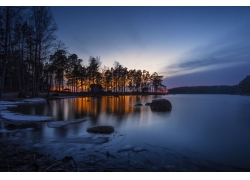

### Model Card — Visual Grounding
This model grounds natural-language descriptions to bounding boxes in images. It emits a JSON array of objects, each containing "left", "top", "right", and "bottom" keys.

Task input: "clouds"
[
  {"left": 162, "top": 23, "right": 250, "bottom": 82},
  {"left": 163, "top": 61, "right": 250, "bottom": 88}
]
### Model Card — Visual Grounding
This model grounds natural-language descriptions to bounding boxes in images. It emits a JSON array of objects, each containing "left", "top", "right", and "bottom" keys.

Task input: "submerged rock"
[
  {"left": 133, "top": 147, "right": 148, "bottom": 153},
  {"left": 145, "top": 102, "right": 151, "bottom": 106},
  {"left": 5, "top": 123, "right": 19, "bottom": 130},
  {"left": 134, "top": 103, "right": 143, "bottom": 106},
  {"left": 47, "top": 119, "right": 87, "bottom": 128},
  {"left": 0, "top": 111, "right": 52, "bottom": 121},
  {"left": 117, "top": 145, "right": 148, "bottom": 153},
  {"left": 87, "top": 126, "right": 114, "bottom": 134},
  {"left": 117, "top": 145, "right": 135, "bottom": 153},
  {"left": 5, "top": 122, "right": 42, "bottom": 130},
  {"left": 19, "top": 122, "right": 42, "bottom": 130},
  {"left": 150, "top": 99, "right": 172, "bottom": 112},
  {"left": 57, "top": 137, "right": 110, "bottom": 144}
]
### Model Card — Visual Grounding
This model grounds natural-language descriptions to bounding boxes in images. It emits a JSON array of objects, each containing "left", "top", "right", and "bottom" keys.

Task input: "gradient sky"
[{"left": 49, "top": 6, "right": 250, "bottom": 88}]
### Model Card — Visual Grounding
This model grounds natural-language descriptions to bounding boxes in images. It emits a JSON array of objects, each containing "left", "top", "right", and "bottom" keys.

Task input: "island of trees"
[{"left": 0, "top": 7, "right": 166, "bottom": 99}]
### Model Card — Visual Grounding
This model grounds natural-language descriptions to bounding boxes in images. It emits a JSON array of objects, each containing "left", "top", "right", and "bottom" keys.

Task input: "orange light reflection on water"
[
  {"left": 74, "top": 96, "right": 142, "bottom": 116},
  {"left": 47, "top": 95, "right": 154, "bottom": 124}
]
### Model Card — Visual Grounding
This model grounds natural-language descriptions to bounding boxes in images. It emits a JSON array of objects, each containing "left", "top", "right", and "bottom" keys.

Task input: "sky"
[
  {"left": 47, "top": 6, "right": 250, "bottom": 88},
  {"left": 6, "top": 1, "right": 249, "bottom": 89}
]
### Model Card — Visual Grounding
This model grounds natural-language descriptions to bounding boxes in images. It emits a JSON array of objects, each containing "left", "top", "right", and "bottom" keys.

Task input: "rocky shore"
[{"left": 0, "top": 142, "right": 77, "bottom": 172}]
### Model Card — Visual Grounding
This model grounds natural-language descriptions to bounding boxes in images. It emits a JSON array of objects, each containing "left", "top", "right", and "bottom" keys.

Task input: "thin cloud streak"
[{"left": 162, "top": 24, "right": 250, "bottom": 78}]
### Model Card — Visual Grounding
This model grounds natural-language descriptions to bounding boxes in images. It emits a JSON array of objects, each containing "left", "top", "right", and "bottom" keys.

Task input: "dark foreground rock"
[
  {"left": 87, "top": 126, "right": 114, "bottom": 134},
  {"left": 150, "top": 99, "right": 172, "bottom": 112},
  {"left": 145, "top": 102, "right": 151, "bottom": 106},
  {"left": 134, "top": 103, "right": 143, "bottom": 106}
]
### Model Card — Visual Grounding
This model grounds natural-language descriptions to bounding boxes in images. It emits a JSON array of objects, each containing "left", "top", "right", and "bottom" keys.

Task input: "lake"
[{"left": 1, "top": 94, "right": 250, "bottom": 171}]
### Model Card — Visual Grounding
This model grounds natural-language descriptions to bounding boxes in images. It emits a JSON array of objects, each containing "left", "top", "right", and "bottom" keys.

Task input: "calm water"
[{"left": 1, "top": 94, "right": 250, "bottom": 171}]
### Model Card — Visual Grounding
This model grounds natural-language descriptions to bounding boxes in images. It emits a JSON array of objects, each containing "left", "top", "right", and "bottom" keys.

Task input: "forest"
[{"left": 0, "top": 7, "right": 165, "bottom": 98}]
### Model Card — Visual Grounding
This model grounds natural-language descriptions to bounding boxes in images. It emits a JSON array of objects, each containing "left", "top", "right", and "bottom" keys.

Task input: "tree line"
[
  {"left": 0, "top": 6, "right": 165, "bottom": 98},
  {"left": 44, "top": 51, "right": 165, "bottom": 95},
  {"left": 168, "top": 85, "right": 238, "bottom": 94},
  {"left": 168, "top": 75, "right": 250, "bottom": 95}
]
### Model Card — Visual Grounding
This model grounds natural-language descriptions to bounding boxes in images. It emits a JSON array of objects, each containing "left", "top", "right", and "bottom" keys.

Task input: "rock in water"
[
  {"left": 150, "top": 99, "right": 172, "bottom": 112},
  {"left": 47, "top": 119, "right": 87, "bottom": 128},
  {"left": 87, "top": 126, "right": 114, "bottom": 134}
]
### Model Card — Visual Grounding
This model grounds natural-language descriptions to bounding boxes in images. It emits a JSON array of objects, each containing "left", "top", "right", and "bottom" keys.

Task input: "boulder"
[
  {"left": 150, "top": 99, "right": 172, "bottom": 112},
  {"left": 145, "top": 102, "right": 151, "bottom": 106},
  {"left": 87, "top": 126, "right": 114, "bottom": 134}
]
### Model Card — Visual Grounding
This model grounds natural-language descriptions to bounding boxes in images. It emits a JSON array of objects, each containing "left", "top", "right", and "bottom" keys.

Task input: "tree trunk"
[
  {"left": 32, "top": 42, "right": 38, "bottom": 97},
  {"left": 0, "top": 7, "right": 10, "bottom": 98},
  {"left": 47, "top": 74, "right": 52, "bottom": 97}
]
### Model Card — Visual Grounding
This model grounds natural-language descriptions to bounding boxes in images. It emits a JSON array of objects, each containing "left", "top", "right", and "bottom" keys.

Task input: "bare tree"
[
  {"left": 0, "top": 7, "right": 10, "bottom": 98},
  {"left": 30, "top": 6, "right": 57, "bottom": 97}
]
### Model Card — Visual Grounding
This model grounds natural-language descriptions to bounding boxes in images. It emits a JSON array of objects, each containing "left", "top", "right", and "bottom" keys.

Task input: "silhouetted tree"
[
  {"left": 0, "top": 7, "right": 10, "bottom": 97},
  {"left": 103, "top": 67, "right": 113, "bottom": 91},
  {"left": 239, "top": 75, "right": 250, "bottom": 94},
  {"left": 30, "top": 6, "right": 57, "bottom": 96},
  {"left": 151, "top": 72, "right": 163, "bottom": 91},
  {"left": 43, "top": 61, "right": 56, "bottom": 96},
  {"left": 50, "top": 49, "right": 68, "bottom": 91},
  {"left": 87, "top": 56, "right": 101, "bottom": 90}
]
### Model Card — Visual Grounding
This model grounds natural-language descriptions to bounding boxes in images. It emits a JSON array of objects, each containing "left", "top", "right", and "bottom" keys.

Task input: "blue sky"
[{"left": 47, "top": 6, "right": 250, "bottom": 88}]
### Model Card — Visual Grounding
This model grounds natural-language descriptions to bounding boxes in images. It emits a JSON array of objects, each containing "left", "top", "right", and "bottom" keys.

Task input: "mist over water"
[{"left": 1, "top": 95, "right": 250, "bottom": 171}]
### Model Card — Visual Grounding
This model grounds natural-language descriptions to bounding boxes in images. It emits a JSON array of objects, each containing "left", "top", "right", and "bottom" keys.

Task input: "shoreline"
[
  {"left": 0, "top": 91, "right": 167, "bottom": 102},
  {"left": 0, "top": 141, "right": 77, "bottom": 172}
]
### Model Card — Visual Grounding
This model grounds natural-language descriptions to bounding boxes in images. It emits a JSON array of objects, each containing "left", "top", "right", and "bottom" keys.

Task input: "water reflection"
[
  {"left": 9, "top": 95, "right": 153, "bottom": 124},
  {"left": 2, "top": 95, "right": 250, "bottom": 171}
]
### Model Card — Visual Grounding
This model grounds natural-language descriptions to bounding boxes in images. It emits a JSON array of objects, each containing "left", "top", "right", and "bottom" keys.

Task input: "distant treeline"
[
  {"left": 238, "top": 75, "right": 250, "bottom": 94},
  {"left": 168, "top": 85, "right": 238, "bottom": 94},
  {"left": 168, "top": 75, "right": 250, "bottom": 95}
]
